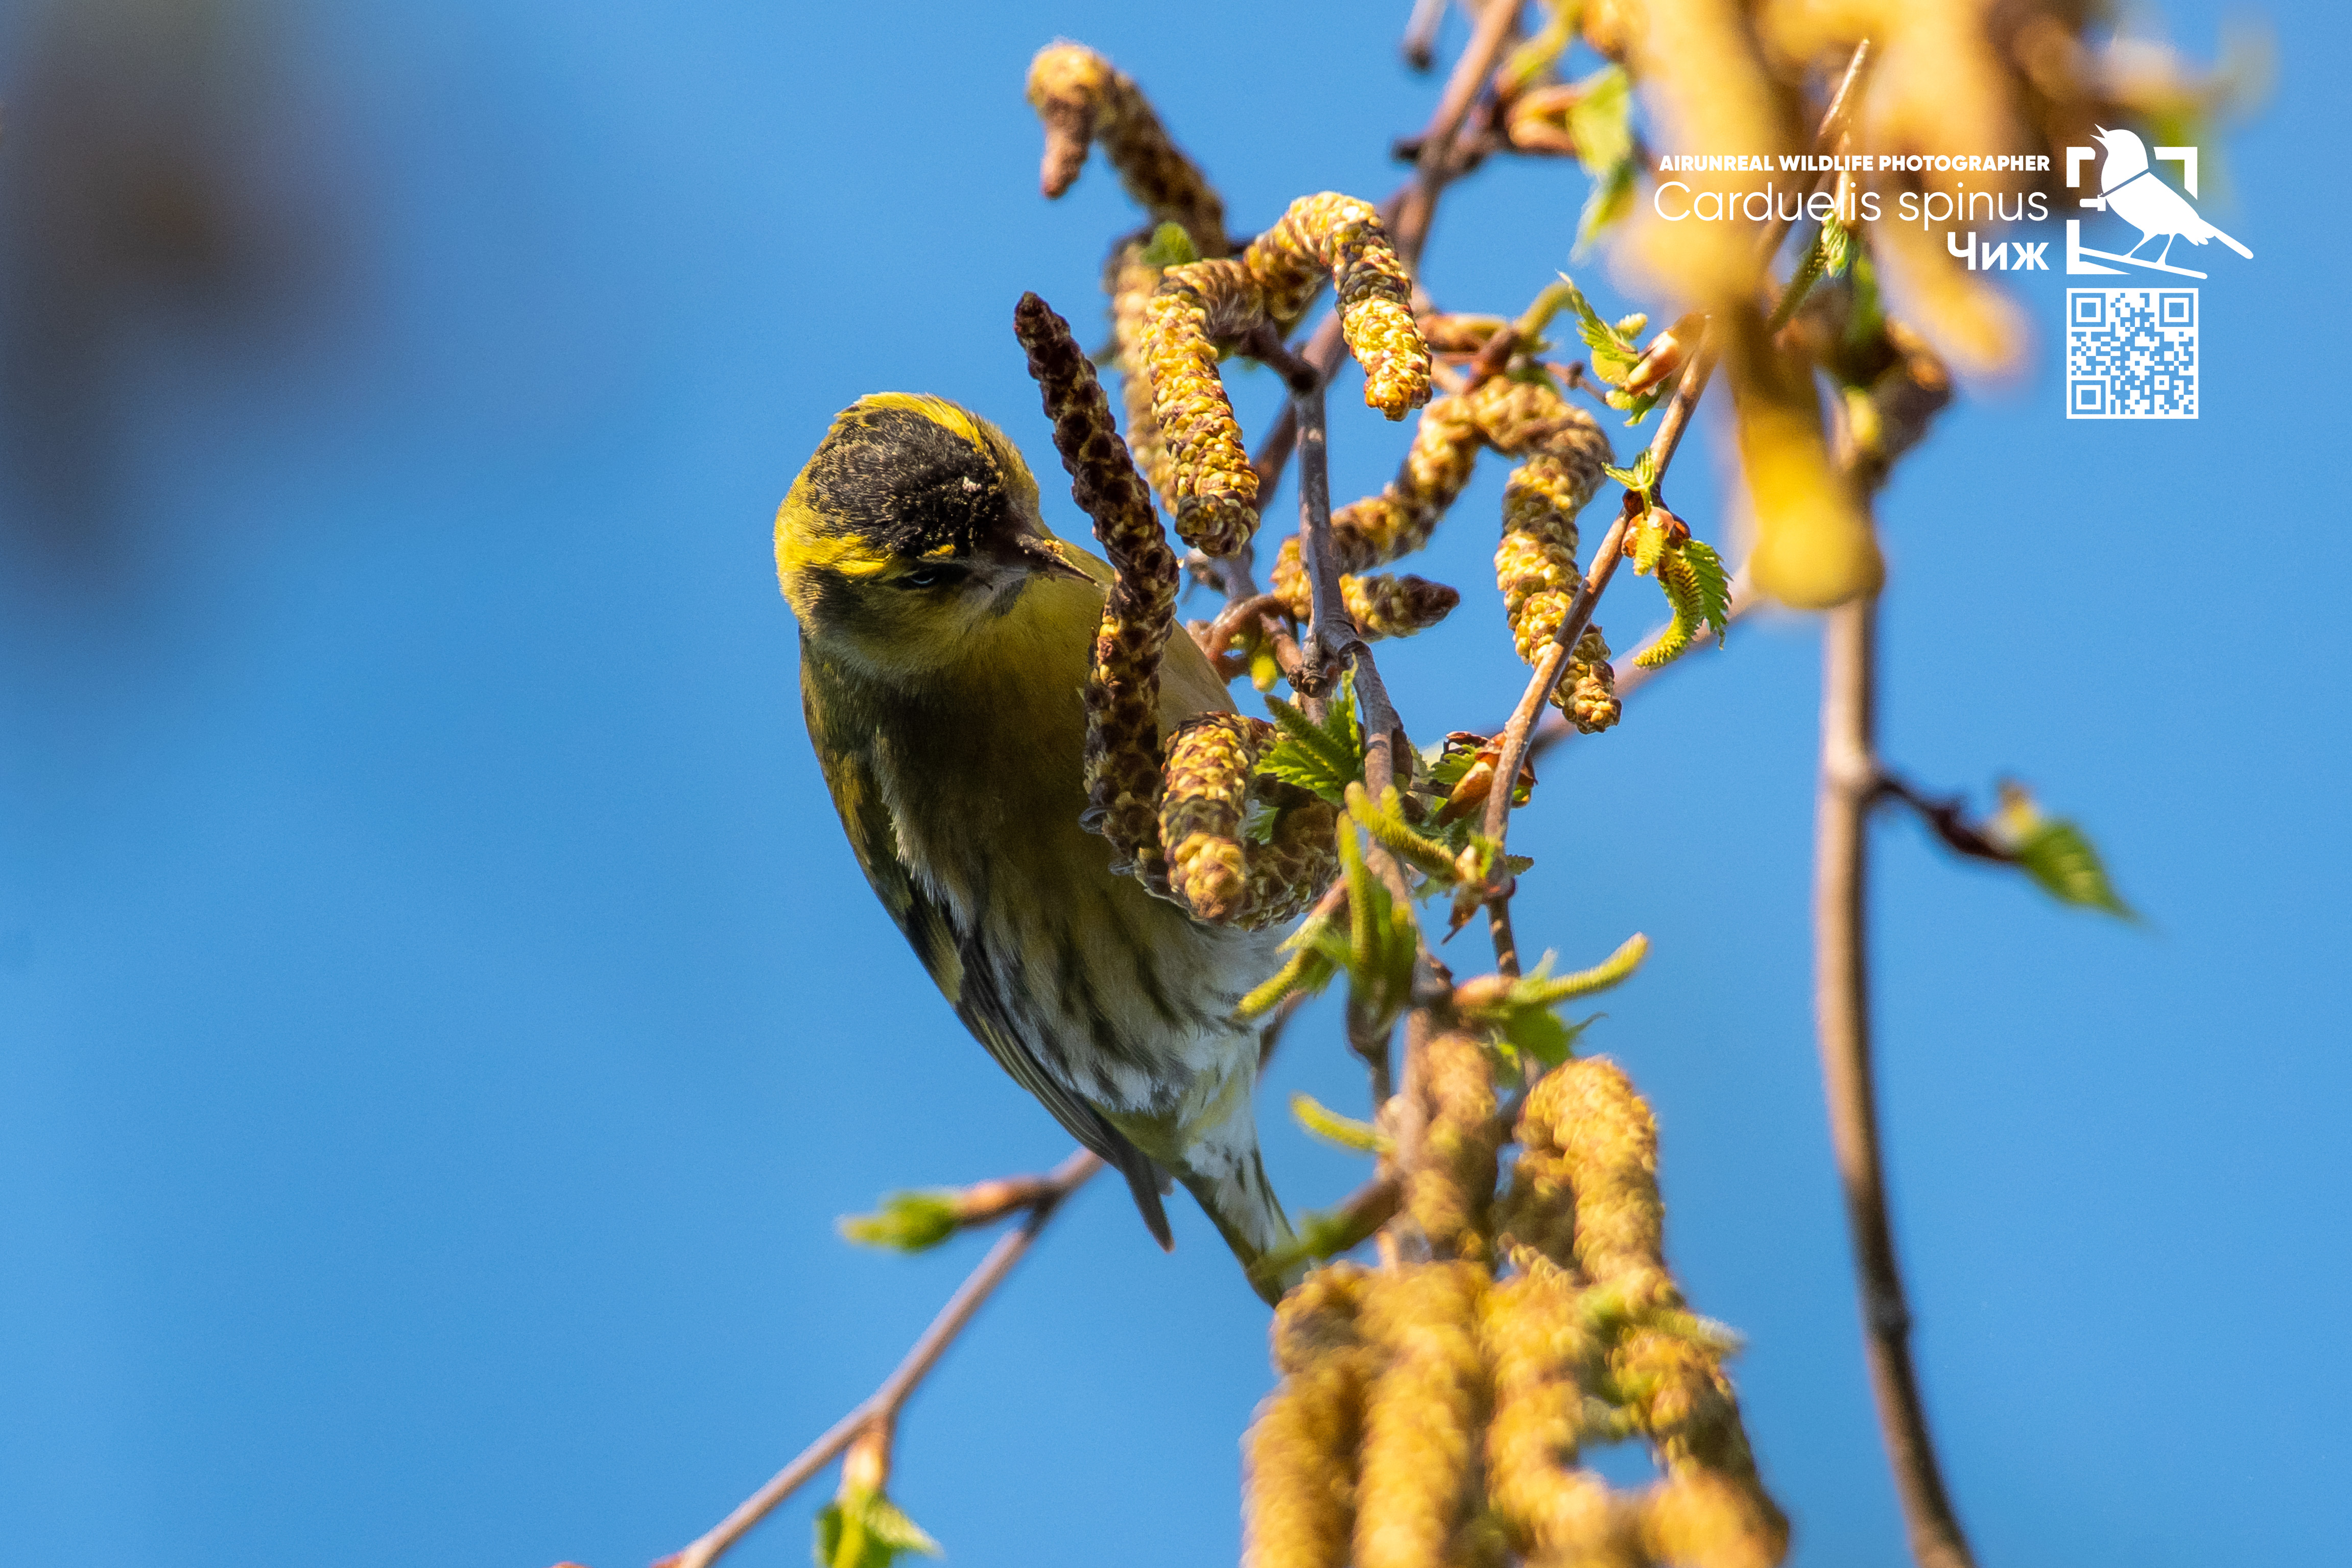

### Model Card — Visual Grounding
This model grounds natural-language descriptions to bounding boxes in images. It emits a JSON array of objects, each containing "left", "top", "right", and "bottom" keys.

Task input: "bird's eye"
[{"left": 896, "top": 563, "right": 967, "bottom": 590}]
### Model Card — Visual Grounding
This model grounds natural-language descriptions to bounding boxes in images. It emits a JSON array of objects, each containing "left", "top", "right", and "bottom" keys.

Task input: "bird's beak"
[{"left": 1008, "top": 526, "right": 1093, "bottom": 583}]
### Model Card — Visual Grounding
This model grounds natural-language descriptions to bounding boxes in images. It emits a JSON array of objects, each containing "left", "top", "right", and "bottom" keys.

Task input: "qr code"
[{"left": 2066, "top": 289, "right": 2196, "bottom": 419}]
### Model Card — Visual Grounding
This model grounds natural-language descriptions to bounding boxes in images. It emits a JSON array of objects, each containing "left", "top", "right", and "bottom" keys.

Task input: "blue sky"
[{"left": 2, "top": 2, "right": 2345, "bottom": 1565}]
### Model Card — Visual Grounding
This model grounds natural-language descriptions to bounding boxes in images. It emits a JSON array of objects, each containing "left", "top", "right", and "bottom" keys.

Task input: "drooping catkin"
[
  {"left": 1161, "top": 714, "right": 1267, "bottom": 924},
  {"left": 1142, "top": 195, "right": 1429, "bottom": 556},
  {"left": 1156, "top": 714, "right": 1339, "bottom": 930},
  {"left": 1143, "top": 257, "right": 1268, "bottom": 555},
  {"left": 1563, "top": 626, "right": 1622, "bottom": 734},
  {"left": 1249, "top": 1266, "right": 1375, "bottom": 1568},
  {"left": 1639, "top": 1468, "right": 1787, "bottom": 1568},
  {"left": 1244, "top": 193, "right": 1431, "bottom": 417},
  {"left": 1353, "top": 1263, "right": 1489, "bottom": 1568},
  {"left": 1407, "top": 1030, "right": 1502, "bottom": 1262},
  {"left": 1481, "top": 1265, "right": 1650, "bottom": 1564},
  {"left": 1025, "top": 43, "right": 1229, "bottom": 259},
  {"left": 1541, "top": 1055, "right": 1676, "bottom": 1315},
  {"left": 1244, "top": 793, "right": 1342, "bottom": 930},
  {"left": 1014, "top": 292, "right": 1174, "bottom": 894},
  {"left": 1107, "top": 237, "right": 1177, "bottom": 511},
  {"left": 1539, "top": 1057, "right": 1788, "bottom": 1566},
  {"left": 1342, "top": 573, "right": 1462, "bottom": 642}
]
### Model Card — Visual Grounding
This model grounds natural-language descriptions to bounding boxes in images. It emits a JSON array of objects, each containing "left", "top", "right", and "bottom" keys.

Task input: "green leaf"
[
  {"left": 1574, "top": 157, "right": 1637, "bottom": 257},
  {"left": 1565, "top": 67, "right": 1634, "bottom": 174},
  {"left": 2012, "top": 820, "right": 2134, "bottom": 918},
  {"left": 1137, "top": 221, "right": 1199, "bottom": 270},
  {"left": 1603, "top": 384, "right": 1664, "bottom": 425},
  {"left": 1632, "top": 518, "right": 1670, "bottom": 576},
  {"left": 1328, "top": 822, "right": 1417, "bottom": 1024},
  {"left": 1681, "top": 538, "right": 1732, "bottom": 645},
  {"left": 1455, "top": 935, "right": 1648, "bottom": 1067},
  {"left": 1995, "top": 782, "right": 2135, "bottom": 919},
  {"left": 817, "top": 1489, "right": 942, "bottom": 1568},
  {"left": 838, "top": 1191, "right": 961, "bottom": 1253},
  {"left": 1503, "top": 1007, "right": 1597, "bottom": 1073},
  {"left": 1560, "top": 276, "right": 1635, "bottom": 360},
  {"left": 1290, "top": 1091, "right": 1390, "bottom": 1155},
  {"left": 1820, "top": 217, "right": 1854, "bottom": 279},
  {"left": 1258, "top": 671, "right": 1364, "bottom": 806},
  {"left": 1423, "top": 736, "right": 1481, "bottom": 798},
  {"left": 1235, "top": 916, "right": 1342, "bottom": 1020}
]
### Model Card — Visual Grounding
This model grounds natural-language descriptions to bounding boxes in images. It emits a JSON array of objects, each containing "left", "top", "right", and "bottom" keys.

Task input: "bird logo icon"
[{"left": 2068, "top": 128, "right": 2251, "bottom": 278}]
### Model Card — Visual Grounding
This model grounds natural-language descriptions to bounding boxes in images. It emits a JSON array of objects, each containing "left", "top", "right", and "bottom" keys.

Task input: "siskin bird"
[{"left": 776, "top": 393, "right": 1298, "bottom": 1300}]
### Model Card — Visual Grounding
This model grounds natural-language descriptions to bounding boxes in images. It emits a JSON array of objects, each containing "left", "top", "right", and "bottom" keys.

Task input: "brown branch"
[
  {"left": 1194, "top": 591, "right": 1290, "bottom": 664},
  {"left": 1876, "top": 773, "right": 2015, "bottom": 865},
  {"left": 654, "top": 1151, "right": 1102, "bottom": 1568},
  {"left": 1816, "top": 599, "right": 1977, "bottom": 1568},
  {"left": 1399, "top": 0, "right": 1448, "bottom": 71}
]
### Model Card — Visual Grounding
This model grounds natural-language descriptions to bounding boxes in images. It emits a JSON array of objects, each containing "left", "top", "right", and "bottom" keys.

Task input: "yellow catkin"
[
  {"left": 1534, "top": 1057, "right": 1790, "bottom": 1567},
  {"left": 1542, "top": 1056, "right": 1675, "bottom": 1313},
  {"left": 1723, "top": 300, "right": 1883, "bottom": 610},
  {"left": 1157, "top": 710, "right": 1340, "bottom": 931},
  {"left": 1243, "top": 193, "right": 1431, "bottom": 418},
  {"left": 1143, "top": 257, "right": 1268, "bottom": 556},
  {"left": 1563, "top": 626, "right": 1621, "bottom": 734},
  {"left": 1014, "top": 292, "right": 1175, "bottom": 894},
  {"left": 1624, "top": 0, "right": 1804, "bottom": 306},
  {"left": 1482, "top": 1266, "right": 1655, "bottom": 1565},
  {"left": 1025, "top": 43, "right": 1228, "bottom": 259},
  {"left": 1470, "top": 375, "right": 1616, "bottom": 733},
  {"left": 1342, "top": 573, "right": 1461, "bottom": 642},
  {"left": 1639, "top": 1468, "right": 1787, "bottom": 1568},
  {"left": 1407, "top": 1030, "right": 1502, "bottom": 1262},
  {"left": 1248, "top": 1266, "right": 1374, "bottom": 1568},
  {"left": 1354, "top": 1264, "right": 1489, "bottom": 1568},
  {"left": 1107, "top": 238, "right": 1177, "bottom": 511},
  {"left": 1143, "top": 195, "right": 1430, "bottom": 556},
  {"left": 1160, "top": 714, "right": 1269, "bottom": 924},
  {"left": 1243, "top": 794, "right": 1341, "bottom": 931}
]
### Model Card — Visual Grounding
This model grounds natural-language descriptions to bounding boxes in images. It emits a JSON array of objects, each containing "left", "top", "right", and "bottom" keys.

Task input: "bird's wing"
[{"left": 800, "top": 658, "right": 1176, "bottom": 1248}]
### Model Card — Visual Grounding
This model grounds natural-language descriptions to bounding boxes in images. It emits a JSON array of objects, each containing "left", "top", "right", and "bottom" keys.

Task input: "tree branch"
[
  {"left": 1816, "top": 598, "right": 1976, "bottom": 1568},
  {"left": 653, "top": 1151, "right": 1102, "bottom": 1568}
]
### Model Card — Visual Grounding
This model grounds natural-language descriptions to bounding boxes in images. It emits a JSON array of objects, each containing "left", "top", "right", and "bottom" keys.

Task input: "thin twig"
[
  {"left": 1399, "top": 0, "right": 1448, "bottom": 70},
  {"left": 1876, "top": 774, "right": 2014, "bottom": 865},
  {"left": 1815, "top": 599, "right": 1977, "bottom": 1568},
  {"left": 1195, "top": 591, "right": 1289, "bottom": 662},
  {"left": 1395, "top": 0, "right": 1523, "bottom": 270},
  {"left": 656, "top": 1151, "right": 1102, "bottom": 1568},
  {"left": 1285, "top": 356, "right": 1353, "bottom": 687}
]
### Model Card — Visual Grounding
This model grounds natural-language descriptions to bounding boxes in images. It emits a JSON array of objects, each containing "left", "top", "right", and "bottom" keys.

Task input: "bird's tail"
[
  {"left": 2209, "top": 224, "right": 2253, "bottom": 259},
  {"left": 1175, "top": 1139, "right": 1302, "bottom": 1306}
]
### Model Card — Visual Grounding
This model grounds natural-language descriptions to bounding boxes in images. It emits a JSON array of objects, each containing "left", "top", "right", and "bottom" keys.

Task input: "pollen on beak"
[{"left": 1014, "top": 530, "right": 1091, "bottom": 582}]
